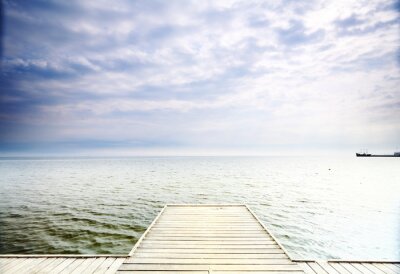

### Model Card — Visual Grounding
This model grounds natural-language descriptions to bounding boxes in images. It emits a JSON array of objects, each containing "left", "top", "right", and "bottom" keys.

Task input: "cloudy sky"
[{"left": 0, "top": 0, "right": 399, "bottom": 156}]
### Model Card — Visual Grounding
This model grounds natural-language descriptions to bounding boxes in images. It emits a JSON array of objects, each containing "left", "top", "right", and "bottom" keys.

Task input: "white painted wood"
[
  {"left": 298, "top": 262, "right": 317, "bottom": 273},
  {"left": 317, "top": 261, "right": 340, "bottom": 274},
  {"left": 308, "top": 262, "right": 329, "bottom": 274},
  {"left": 341, "top": 263, "right": 365, "bottom": 274},
  {"left": 118, "top": 263, "right": 302, "bottom": 271},
  {"left": 351, "top": 263, "right": 375, "bottom": 274},
  {"left": 79, "top": 257, "right": 106, "bottom": 274},
  {"left": 117, "top": 205, "right": 299, "bottom": 273},
  {"left": 124, "top": 257, "right": 293, "bottom": 264},
  {"left": 372, "top": 263, "right": 398, "bottom": 274},
  {"left": 34, "top": 258, "right": 67, "bottom": 273},
  {"left": 10, "top": 258, "right": 47, "bottom": 274},
  {"left": 132, "top": 248, "right": 285, "bottom": 253},
  {"left": 0, "top": 258, "right": 28, "bottom": 272},
  {"left": 47, "top": 258, "right": 76, "bottom": 273},
  {"left": 58, "top": 258, "right": 86, "bottom": 274},
  {"left": 25, "top": 257, "right": 57, "bottom": 273},
  {"left": 104, "top": 258, "right": 125, "bottom": 274},
  {"left": 132, "top": 253, "right": 287, "bottom": 259},
  {"left": 214, "top": 271, "right": 305, "bottom": 274},
  {"left": 115, "top": 271, "right": 209, "bottom": 274},
  {"left": 382, "top": 263, "right": 400, "bottom": 273},
  {"left": 91, "top": 257, "right": 115, "bottom": 274},
  {"left": 142, "top": 240, "right": 277, "bottom": 244},
  {"left": 361, "top": 263, "right": 386, "bottom": 274},
  {"left": 214, "top": 272, "right": 305, "bottom": 274},
  {"left": 330, "top": 263, "right": 352, "bottom": 274},
  {"left": 139, "top": 243, "right": 280, "bottom": 249},
  {"left": 0, "top": 258, "right": 15, "bottom": 268},
  {"left": 70, "top": 258, "right": 98, "bottom": 274},
  {"left": 145, "top": 235, "right": 271, "bottom": 239}
]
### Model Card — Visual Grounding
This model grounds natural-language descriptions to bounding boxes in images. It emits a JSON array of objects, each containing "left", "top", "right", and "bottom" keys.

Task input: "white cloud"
[{"left": 1, "top": 0, "right": 399, "bottom": 154}]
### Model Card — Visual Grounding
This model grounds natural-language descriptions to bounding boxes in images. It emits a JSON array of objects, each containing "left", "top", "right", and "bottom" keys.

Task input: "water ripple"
[{"left": 0, "top": 156, "right": 399, "bottom": 260}]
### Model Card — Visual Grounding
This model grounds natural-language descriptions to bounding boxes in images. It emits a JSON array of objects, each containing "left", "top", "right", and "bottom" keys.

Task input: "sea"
[{"left": 0, "top": 156, "right": 399, "bottom": 260}]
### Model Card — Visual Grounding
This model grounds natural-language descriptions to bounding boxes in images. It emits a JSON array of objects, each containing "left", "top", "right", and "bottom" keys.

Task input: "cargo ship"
[{"left": 356, "top": 151, "right": 400, "bottom": 157}]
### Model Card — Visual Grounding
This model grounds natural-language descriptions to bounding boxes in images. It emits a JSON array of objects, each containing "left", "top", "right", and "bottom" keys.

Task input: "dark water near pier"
[{"left": 0, "top": 156, "right": 399, "bottom": 259}]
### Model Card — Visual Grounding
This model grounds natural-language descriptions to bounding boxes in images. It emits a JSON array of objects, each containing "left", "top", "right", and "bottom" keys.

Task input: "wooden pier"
[{"left": 0, "top": 204, "right": 399, "bottom": 273}]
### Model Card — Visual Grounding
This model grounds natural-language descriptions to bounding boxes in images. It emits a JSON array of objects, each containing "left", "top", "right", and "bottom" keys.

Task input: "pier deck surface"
[
  {"left": 118, "top": 204, "right": 304, "bottom": 273},
  {"left": 0, "top": 204, "right": 399, "bottom": 273},
  {"left": 0, "top": 255, "right": 126, "bottom": 274}
]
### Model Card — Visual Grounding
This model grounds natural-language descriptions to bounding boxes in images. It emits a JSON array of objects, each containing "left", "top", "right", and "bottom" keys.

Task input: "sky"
[{"left": 0, "top": 0, "right": 399, "bottom": 156}]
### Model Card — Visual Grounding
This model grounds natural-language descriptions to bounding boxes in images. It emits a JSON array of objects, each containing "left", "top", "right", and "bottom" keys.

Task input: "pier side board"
[{"left": 0, "top": 204, "right": 399, "bottom": 273}]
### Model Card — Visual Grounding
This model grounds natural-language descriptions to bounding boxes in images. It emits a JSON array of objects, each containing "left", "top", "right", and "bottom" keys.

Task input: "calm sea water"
[{"left": 0, "top": 156, "right": 399, "bottom": 259}]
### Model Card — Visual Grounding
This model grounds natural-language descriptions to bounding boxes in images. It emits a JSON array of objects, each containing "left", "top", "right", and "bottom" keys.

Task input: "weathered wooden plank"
[
  {"left": 164, "top": 217, "right": 256, "bottom": 222},
  {"left": 150, "top": 227, "right": 264, "bottom": 230},
  {"left": 132, "top": 253, "right": 288, "bottom": 259},
  {"left": 26, "top": 257, "right": 57, "bottom": 273},
  {"left": 58, "top": 258, "right": 86, "bottom": 274},
  {"left": 298, "top": 262, "right": 317, "bottom": 274},
  {"left": 47, "top": 258, "right": 76, "bottom": 273},
  {"left": 116, "top": 271, "right": 209, "bottom": 274},
  {"left": 70, "top": 258, "right": 96, "bottom": 274},
  {"left": 134, "top": 248, "right": 285, "bottom": 254},
  {"left": 104, "top": 258, "right": 126, "bottom": 274},
  {"left": 0, "top": 259, "right": 17, "bottom": 273},
  {"left": 145, "top": 236, "right": 271, "bottom": 240},
  {"left": 79, "top": 257, "right": 106, "bottom": 274},
  {"left": 156, "top": 221, "right": 257, "bottom": 224},
  {"left": 361, "top": 263, "right": 386, "bottom": 274},
  {"left": 160, "top": 216, "right": 251, "bottom": 219},
  {"left": 0, "top": 258, "right": 15, "bottom": 268},
  {"left": 372, "top": 263, "right": 398, "bottom": 274},
  {"left": 92, "top": 257, "right": 116, "bottom": 274},
  {"left": 154, "top": 221, "right": 260, "bottom": 224},
  {"left": 14, "top": 258, "right": 49, "bottom": 274},
  {"left": 162, "top": 212, "right": 250, "bottom": 214},
  {"left": 161, "top": 215, "right": 250, "bottom": 218},
  {"left": 308, "top": 262, "right": 329, "bottom": 274},
  {"left": 382, "top": 264, "right": 400, "bottom": 273},
  {"left": 147, "top": 234, "right": 268, "bottom": 238},
  {"left": 163, "top": 210, "right": 248, "bottom": 212},
  {"left": 341, "top": 263, "right": 364, "bottom": 274},
  {"left": 150, "top": 230, "right": 264, "bottom": 234},
  {"left": 116, "top": 272, "right": 303, "bottom": 274},
  {"left": 328, "top": 263, "right": 351, "bottom": 274},
  {"left": 0, "top": 258, "right": 28, "bottom": 272},
  {"left": 8, "top": 258, "right": 47, "bottom": 274},
  {"left": 35, "top": 258, "right": 67, "bottom": 273},
  {"left": 124, "top": 258, "right": 294, "bottom": 264},
  {"left": 159, "top": 214, "right": 254, "bottom": 217},
  {"left": 142, "top": 240, "right": 277, "bottom": 244},
  {"left": 317, "top": 261, "right": 340, "bottom": 274},
  {"left": 351, "top": 263, "right": 375, "bottom": 274},
  {"left": 119, "top": 263, "right": 302, "bottom": 271},
  {"left": 213, "top": 272, "right": 306, "bottom": 274},
  {"left": 146, "top": 235, "right": 271, "bottom": 239},
  {"left": 148, "top": 230, "right": 267, "bottom": 234},
  {"left": 139, "top": 243, "right": 280, "bottom": 249},
  {"left": 152, "top": 226, "right": 263, "bottom": 229},
  {"left": 69, "top": 258, "right": 98, "bottom": 274},
  {"left": 162, "top": 212, "right": 251, "bottom": 215}
]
